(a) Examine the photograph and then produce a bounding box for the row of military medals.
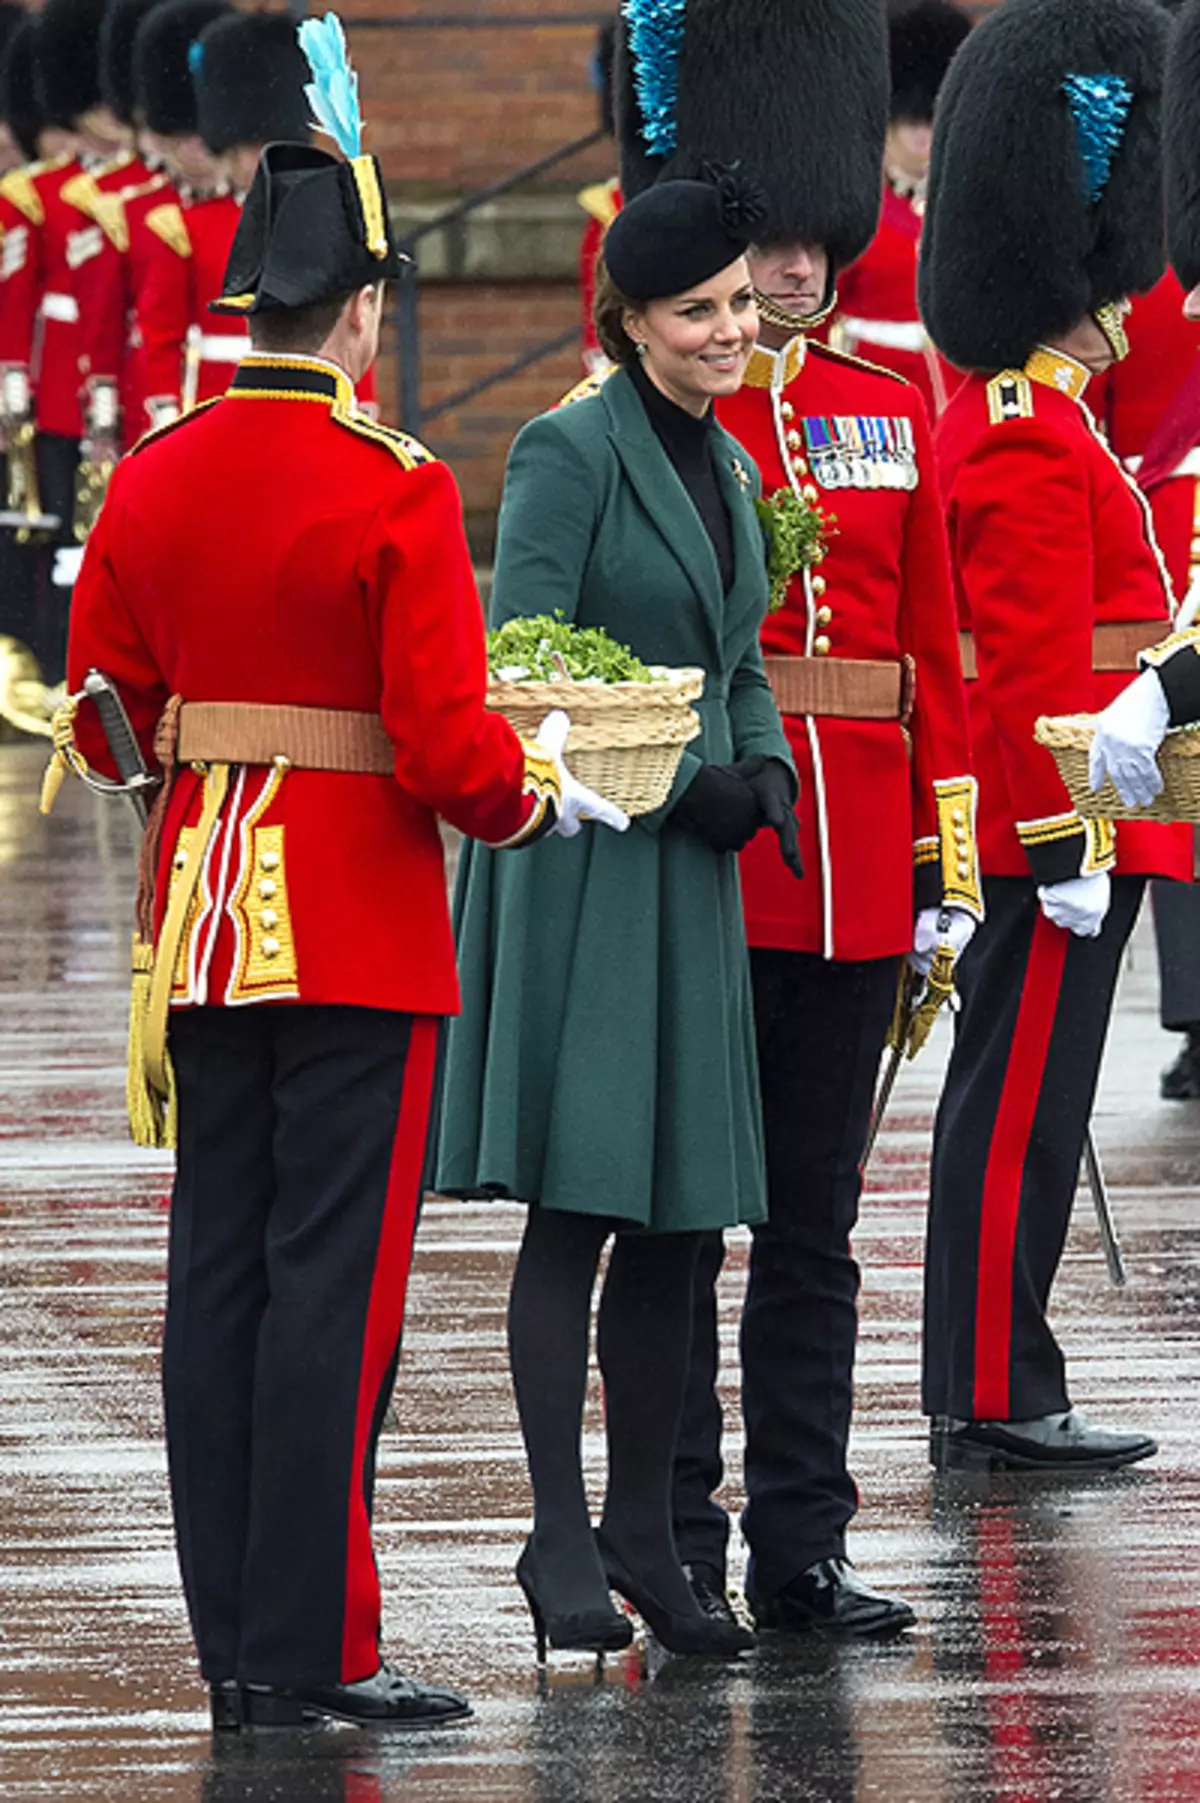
[799,414,919,492]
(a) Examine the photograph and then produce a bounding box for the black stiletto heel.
[515,1541,633,1664]
[595,1531,754,1657]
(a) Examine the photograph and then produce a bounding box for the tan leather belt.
[958,623,1158,682]
[763,655,904,720]
[176,701,394,774]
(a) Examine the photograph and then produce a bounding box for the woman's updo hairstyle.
[592,256,641,366]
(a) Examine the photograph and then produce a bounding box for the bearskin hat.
[888,0,971,123]
[616,0,889,273]
[101,0,159,125]
[919,0,1169,372]
[134,0,229,138]
[194,11,310,155]
[35,0,107,127]
[592,17,617,137]
[1165,0,1200,289]
[0,12,39,159]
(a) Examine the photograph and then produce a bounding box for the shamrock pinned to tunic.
[755,486,837,613]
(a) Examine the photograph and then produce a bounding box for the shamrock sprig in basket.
[486,613,704,817]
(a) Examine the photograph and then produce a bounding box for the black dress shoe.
[749,1558,916,1639]
[240,1663,472,1729]
[930,1409,1157,1474]
[682,1562,741,1631]
[209,1680,240,1732]
[1161,1032,1200,1100]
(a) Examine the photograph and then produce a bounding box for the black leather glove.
[732,756,803,880]
[671,757,765,853]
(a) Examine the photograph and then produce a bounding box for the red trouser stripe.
[341,1014,439,1683]
[972,916,1068,1420]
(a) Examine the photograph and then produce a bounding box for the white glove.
[1088,668,1171,808]
[1037,871,1111,938]
[909,905,978,977]
[535,710,630,839]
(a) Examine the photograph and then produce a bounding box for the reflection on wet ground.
[3,740,1200,1800]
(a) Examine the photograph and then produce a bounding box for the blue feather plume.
[1062,72,1133,205]
[297,12,362,159]
[622,0,687,159]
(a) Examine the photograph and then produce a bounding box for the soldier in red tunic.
[918,0,1190,1471]
[58,94,623,1726]
[0,0,129,675]
[69,0,174,468]
[616,0,979,1635]
[833,0,970,419]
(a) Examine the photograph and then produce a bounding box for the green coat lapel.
[713,425,770,639]
[601,368,724,654]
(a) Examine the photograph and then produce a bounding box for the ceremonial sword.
[80,669,158,826]
[1082,1125,1127,1289]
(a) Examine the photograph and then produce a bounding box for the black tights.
[507,1206,703,1619]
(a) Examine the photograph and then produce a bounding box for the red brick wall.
[347,4,613,191]
[378,279,584,543]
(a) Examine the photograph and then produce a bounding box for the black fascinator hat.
[604,171,765,301]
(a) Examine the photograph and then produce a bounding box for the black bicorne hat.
[0,11,37,158]
[102,0,160,126]
[194,12,309,156]
[134,0,229,138]
[919,0,1169,372]
[888,0,971,123]
[211,143,407,315]
[1166,0,1200,290]
[604,173,764,300]
[35,0,107,127]
[616,0,888,274]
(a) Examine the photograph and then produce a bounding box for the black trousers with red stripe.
[165,1003,438,1688]
[922,875,1144,1423]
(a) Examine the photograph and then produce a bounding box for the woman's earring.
[635,342,647,359]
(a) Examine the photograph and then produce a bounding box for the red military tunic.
[67,352,545,1018]
[833,182,962,422]
[1096,274,1200,599]
[69,157,171,448]
[136,190,249,416]
[576,176,621,374]
[0,154,89,437]
[718,335,979,962]
[935,348,1191,884]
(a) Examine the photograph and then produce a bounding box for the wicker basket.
[1035,712,1200,823]
[487,666,706,817]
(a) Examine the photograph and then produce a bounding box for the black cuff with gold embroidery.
[487,740,563,850]
[1017,810,1115,886]
[914,834,941,912]
[1140,630,1200,729]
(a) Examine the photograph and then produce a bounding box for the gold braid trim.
[488,740,563,849]
[934,775,983,919]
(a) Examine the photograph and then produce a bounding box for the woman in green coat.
[435,180,799,1660]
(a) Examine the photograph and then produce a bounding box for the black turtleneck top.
[630,357,735,594]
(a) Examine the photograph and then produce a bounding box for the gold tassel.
[907,944,957,1060]
[39,693,83,815]
[126,935,176,1149]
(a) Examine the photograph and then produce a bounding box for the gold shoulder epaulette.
[808,339,913,387]
[986,370,1035,425]
[89,191,129,253]
[0,168,43,226]
[333,408,438,470]
[61,170,100,214]
[576,178,621,229]
[556,367,614,408]
[130,396,221,454]
[145,202,191,259]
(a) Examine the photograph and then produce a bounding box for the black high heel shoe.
[516,1541,634,1665]
[595,1531,755,1658]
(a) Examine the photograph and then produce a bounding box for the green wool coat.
[433,366,794,1232]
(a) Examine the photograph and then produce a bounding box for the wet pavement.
[3,736,1200,1801]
